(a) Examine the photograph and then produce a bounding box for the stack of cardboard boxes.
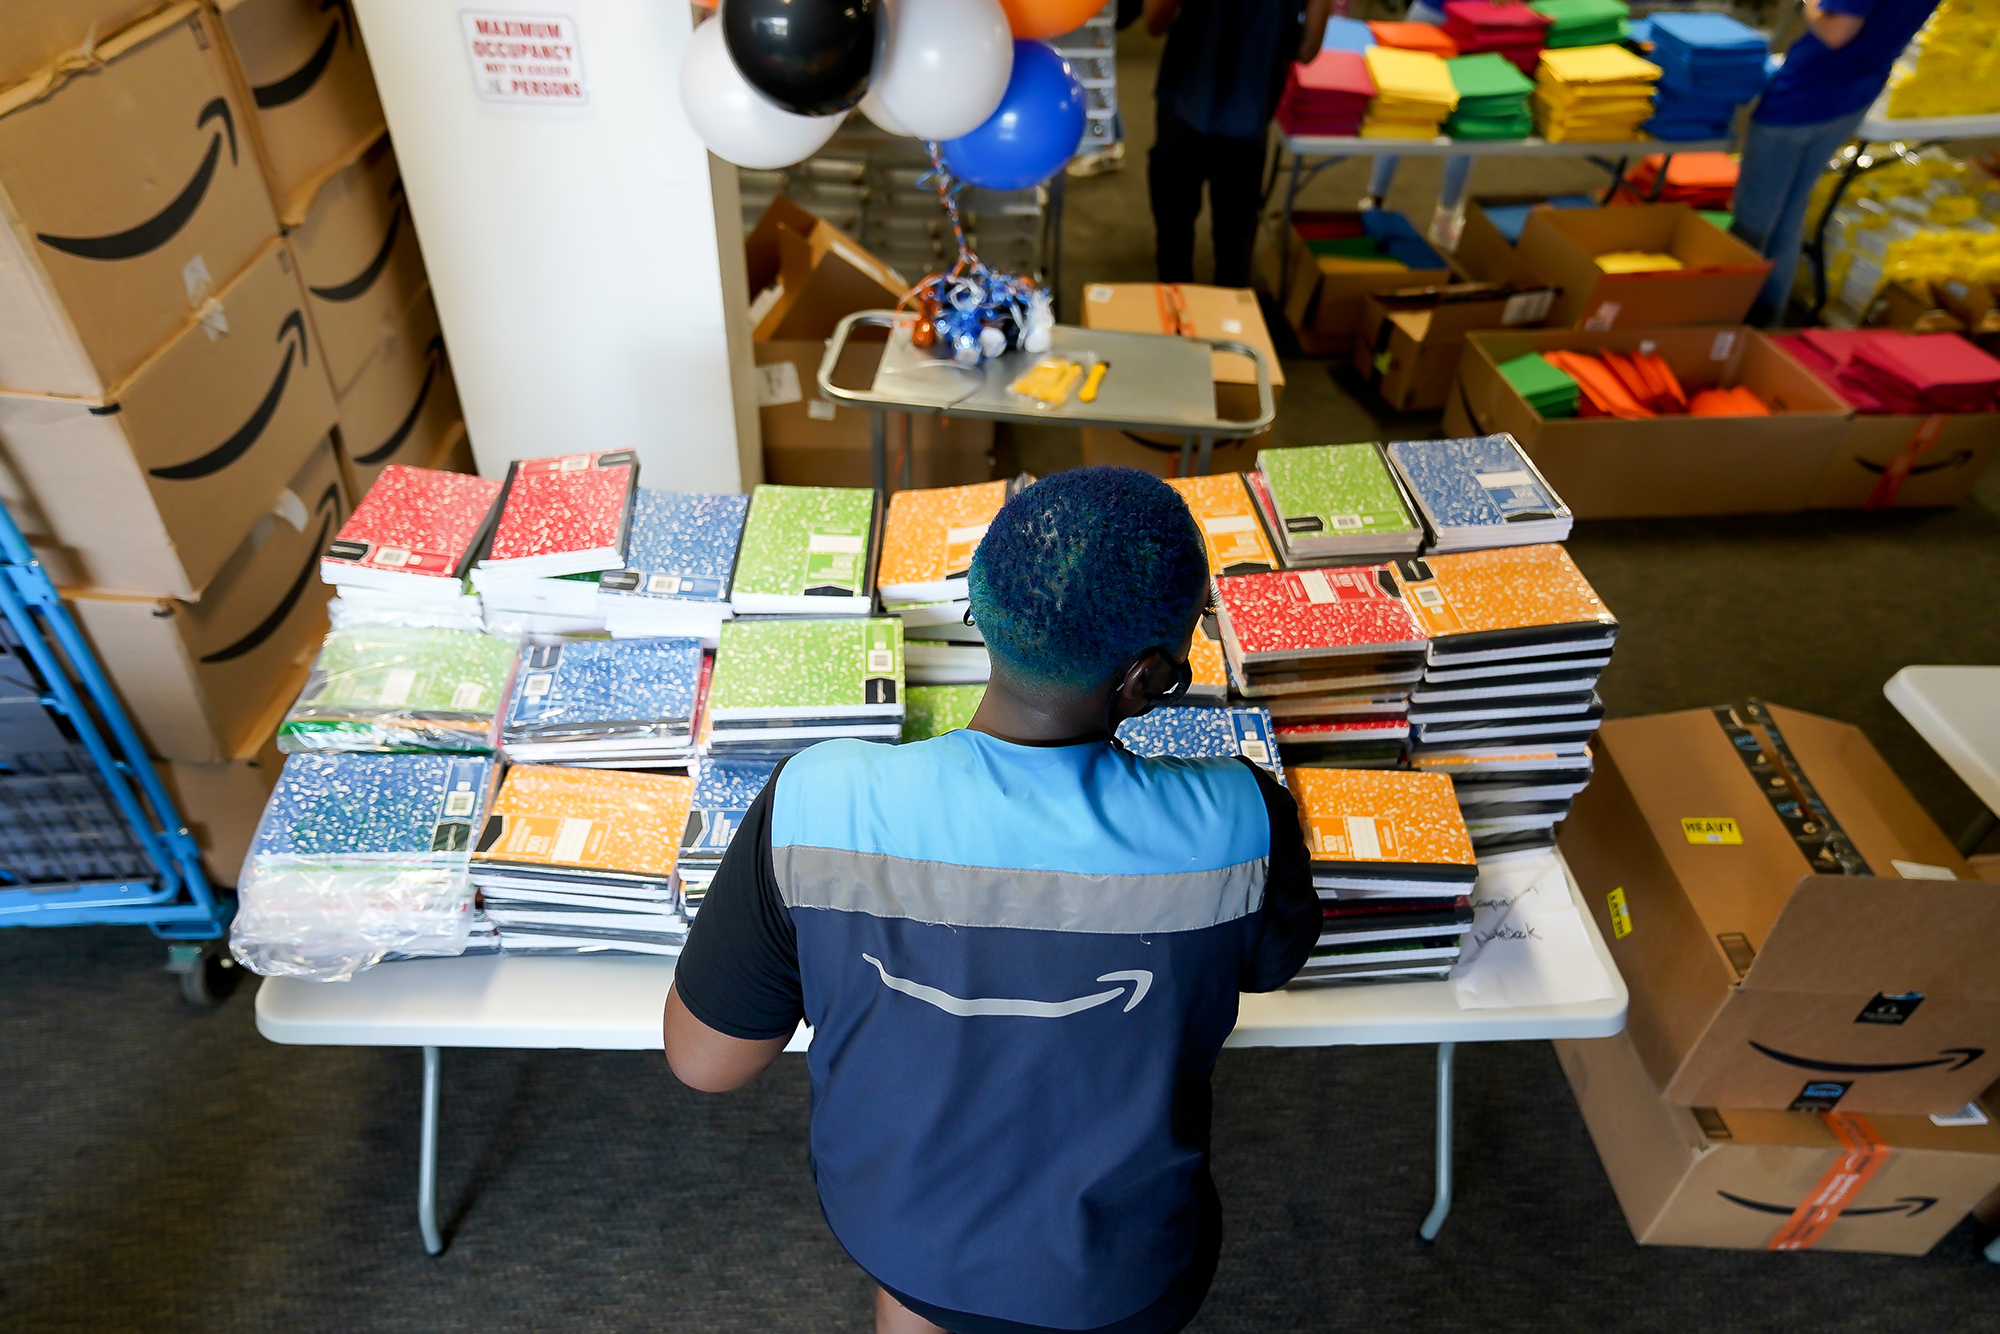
[1557,703,2000,1254]
[0,1,467,886]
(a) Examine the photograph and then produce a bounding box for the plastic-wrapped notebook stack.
[1384,434,1573,552]
[1390,544,1617,859]
[597,489,749,644]
[706,617,906,759]
[472,765,693,955]
[230,753,495,982]
[1116,705,1284,784]
[469,450,641,634]
[676,758,778,919]
[1213,565,1428,768]
[319,464,503,625]
[1250,443,1425,567]
[499,636,707,766]
[279,623,517,753]
[1285,767,1478,984]
[877,479,1027,688]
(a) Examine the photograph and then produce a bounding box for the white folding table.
[258,854,1626,1256]
[1884,666,2000,855]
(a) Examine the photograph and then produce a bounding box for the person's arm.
[1299,0,1334,62]
[1144,0,1179,37]
[1238,761,1321,991]
[662,767,804,1092]
[1804,0,1866,49]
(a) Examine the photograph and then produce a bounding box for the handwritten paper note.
[1451,853,1616,1010]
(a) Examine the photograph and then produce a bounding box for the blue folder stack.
[1643,12,1767,141]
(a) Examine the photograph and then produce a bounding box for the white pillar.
[349,0,759,492]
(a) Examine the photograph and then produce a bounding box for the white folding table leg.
[1419,1041,1456,1242]
[419,1045,444,1256]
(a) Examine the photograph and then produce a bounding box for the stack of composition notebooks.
[598,489,749,643]
[320,465,502,618]
[1644,12,1767,141]
[876,479,1024,684]
[280,626,518,753]
[1363,46,1459,139]
[1253,444,1424,565]
[705,617,905,759]
[1496,352,1582,417]
[1529,0,1628,49]
[1445,52,1537,139]
[471,451,640,631]
[1279,49,1376,136]
[675,756,778,919]
[1116,705,1284,783]
[1533,44,1660,142]
[1166,473,1284,579]
[1391,544,1616,854]
[1386,435,1572,551]
[472,765,693,955]
[499,637,706,766]
[900,683,986,742]
[1443,2,1552,75]
[1285,767,1478,984]
[730,484,879,616]
[1213,566,1427,765]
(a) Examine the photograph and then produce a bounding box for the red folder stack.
[1443,1,1552,74]
[1279,50,1378,136]
[1774,329,2000,414]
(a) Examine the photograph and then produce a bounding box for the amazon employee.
[664,467,1318,1334]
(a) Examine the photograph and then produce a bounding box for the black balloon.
[721,0,880,118]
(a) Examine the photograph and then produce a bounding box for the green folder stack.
[1530,0,1628,48]
[1445,54,1536,140]
[1497,353,1581,418]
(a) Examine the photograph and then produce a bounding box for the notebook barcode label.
[523,672,554,699]
[1238,738,1270,764]
[373,547,411,568]
[378,669,416,706]
[552,818,594,862]
[867,649,893,673]
[1330,514,1365,530]
[1476,470,1533,489]
[444,791,477,817]
[1298,571,1335,603]
[451,681,485,709]
[648,573,681,594]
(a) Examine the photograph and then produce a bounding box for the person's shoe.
[1357,194,1382,211]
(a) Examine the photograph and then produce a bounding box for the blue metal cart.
[0,499,238,1005]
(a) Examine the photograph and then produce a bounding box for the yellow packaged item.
[1008,357,1086,405]
[1595,251,1685,274]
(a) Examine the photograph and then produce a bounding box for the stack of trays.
[1115,704,1284,782]
[472,765,693,955]
[705,617,905,759]
[1385,434,1572,552]
[1251,443,1424,566]
[598,489,749,644]
[675,757,778,919]
[1286,767,1478,984]
[499,636,707,766]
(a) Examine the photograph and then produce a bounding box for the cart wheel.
[179,944,242,1008]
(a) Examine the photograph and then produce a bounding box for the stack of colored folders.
[1533,44,1660,142]
[1618,152,1735,209]
[1644,12,1767,141]
[1443,1,1552,75]
[1446,53,1536,139]
[1280,49,1377,136]
[1358,209,1450,270]
[1821,332,2000,413]
[1364,46,1460,139]
[1368,21,1460,60]
[1530,0,1628,48]
[1512,348,1774,419]
[1321,15,1376,52]
[1496,352,1580,416]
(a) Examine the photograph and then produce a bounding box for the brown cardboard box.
[1865,279,1966,334]
[1354,283,1556,412]
[1559,703,2000,1115]
[0,3,279,397]
[755,339,992,488]
[1518,204,1770,330]
[214,0,386,225]
[1452,196,1563,288]
[1258,211,1453,355]
[1808,412,2000,509]
[68,436,343,763]
[0,238,338,599]
[1079,283,1286,437]
[1,0,176,90]
[1449,326,1852,518]
[154,664,295,885]
[287,133,427,394]
[332,287,463,500]
[1557,1028,2000,1254]
[746,196,908,344]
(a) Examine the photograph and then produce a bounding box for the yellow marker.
[1078,361,1110,403]
[1680,817,1742,845]
[1606,887,1632,939]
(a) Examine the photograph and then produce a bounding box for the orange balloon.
[997,0,1105,40]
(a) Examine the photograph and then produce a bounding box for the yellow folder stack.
[1362,46,1460,139]
[1532,43,1660,142]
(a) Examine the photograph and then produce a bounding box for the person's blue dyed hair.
[968,467,1209,692]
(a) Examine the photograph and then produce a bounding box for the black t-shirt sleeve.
[671,764,804,1041]
[1238,759,1319,993]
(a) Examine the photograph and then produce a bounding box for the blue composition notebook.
[504,637,703,734]
[1386,435,1570,541]
[254,753,493,857]
[1116,705,1284,783]
[681,758,779,857]
[597,490,749,603]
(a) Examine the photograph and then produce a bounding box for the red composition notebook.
[319,465,505,596]
[1215,566,1429,664]
[477,450,640,580]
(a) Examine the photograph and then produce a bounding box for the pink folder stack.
[1278,50,1378,136]
[1774,329,2000,415]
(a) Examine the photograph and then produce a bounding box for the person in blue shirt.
[1146,0,1333,285]
[663,467,1319,1334]
[1734,0,1940,324]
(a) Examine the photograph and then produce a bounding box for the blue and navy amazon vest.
[770,730,1272,1328]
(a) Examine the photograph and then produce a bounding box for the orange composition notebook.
[1284,766,1476,871]
[475,766,693,878]
[876,479,1016,603]
[1167,473,1283,577]
[1391,544,1617,650]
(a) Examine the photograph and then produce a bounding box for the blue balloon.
[940,41,1085,192]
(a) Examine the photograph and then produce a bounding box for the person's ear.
[1112,650,1164,724]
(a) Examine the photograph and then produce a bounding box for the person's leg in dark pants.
[1207,130,1268,289]
[1150,106,1209,283]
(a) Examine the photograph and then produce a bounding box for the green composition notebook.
[730,484,877,613]
[708,617,905,714]
[1257,443,1418,550]
[280,627,517,752]
[1496,352,1581,416]
[901,684,985,742]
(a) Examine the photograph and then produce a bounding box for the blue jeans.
[1367,155,1472,208]
[1731,108,1868,325]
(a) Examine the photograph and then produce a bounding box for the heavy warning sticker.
[462,12,589,105]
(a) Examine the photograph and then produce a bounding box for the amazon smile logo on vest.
[863,955,1153,1018]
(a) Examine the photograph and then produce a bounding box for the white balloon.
[860,84,915,136]
[677,18,844,170]
[871,0,1013,143]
